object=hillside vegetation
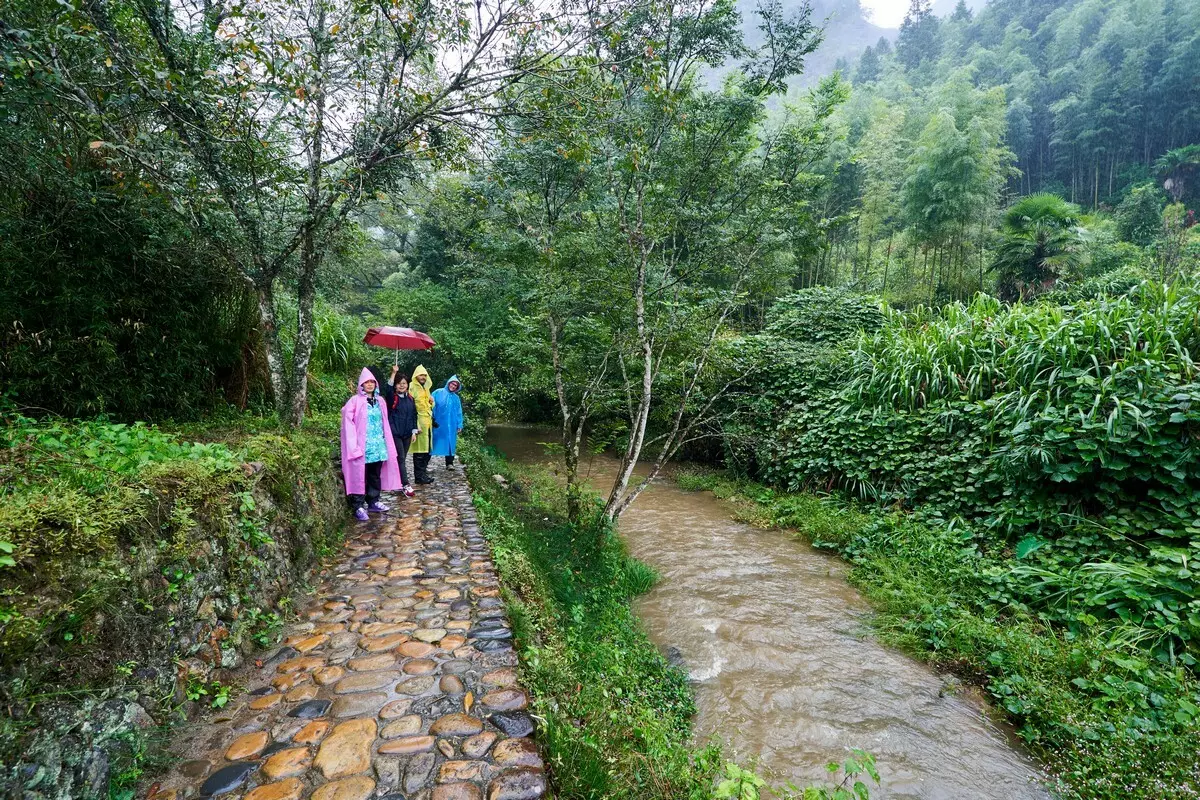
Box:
[713,285,1200,798]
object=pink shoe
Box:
[403,485,415,498]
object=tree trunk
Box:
[289,7,328,427]
[291,247,318,425]
[605,239,654,522]
[882,232,893,294]
[256,280,289,418]
[549,316,585,523]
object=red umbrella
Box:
[363,326,436,363]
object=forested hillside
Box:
[805,0,1200,304]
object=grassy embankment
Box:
[458,436,724,798]
[675,471,1200,800]
[0,412,344,798]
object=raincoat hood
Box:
[358,367,379,394]
[444,375,462,392]
[411,365,432,392]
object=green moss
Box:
[0,415,344,785]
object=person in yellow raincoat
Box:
[410,365,436,484]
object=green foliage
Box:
[184,674,233,709]
[276,296,371,377]
[105,725,172,800]
[991,194,1085,301]
[799,750,880,800]
[1115,185,1165,248]
[745,282,1200,664]
[1155,145,1200,205]
[763,288,885,344]
[0,414,342,760]
[713,763,766,800]
[463,437,722,798]
[0,142,262,420]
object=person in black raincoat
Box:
[381,364,419,497]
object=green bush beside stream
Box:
[714,284,1200,799]
[460,437,723,798]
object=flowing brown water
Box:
[486,424,1053,800]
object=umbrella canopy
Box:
[363,326,436,351]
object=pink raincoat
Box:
[340,368,402,495]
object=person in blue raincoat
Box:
[430,375,464,469]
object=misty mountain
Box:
[732,0,990,87]
[735,0,892,86]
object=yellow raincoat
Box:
[411,365,435,454]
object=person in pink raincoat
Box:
[341,367,403,521]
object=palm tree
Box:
[991,194,1084,302]
[1155,144,1200,204]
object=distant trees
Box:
[849,0,1200,210]
[854,45,881,83]
[797,0,1200,306]
[896,0,940,73]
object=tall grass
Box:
[850,280,1200,413]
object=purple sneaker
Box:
[367,502,390,513]
[354,507,369,521]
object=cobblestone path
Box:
[151,468,547,800]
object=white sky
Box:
[860,0,911,28]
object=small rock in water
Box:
[288,699,332,719]
[664,646,686,669]
[199,762,258,797]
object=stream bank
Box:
[487,424,1052,800]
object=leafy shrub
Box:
[0,164,262,420]
[1044,264,1147,303]
[741,282,1200,664]
[763,287,885,343]
[1115,184,1164,247]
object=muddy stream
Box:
[486,424,1052,799]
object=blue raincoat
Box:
[430,375,464,457]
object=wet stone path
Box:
[151,469,547,800]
